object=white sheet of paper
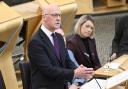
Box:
[103,63,120,69]
[80,79,106,89]
[80,71,128,89]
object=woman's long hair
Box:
[74,15,95,39]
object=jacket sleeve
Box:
[66,37,77,58]
[92,39,101,70]
[112,17,124,53]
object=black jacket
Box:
[112,15,128,57]
[66,34,101,70]
[28,29,76,89]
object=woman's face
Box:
[80,20,94,38]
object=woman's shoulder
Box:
[88,37,95,41]
[66,34,80,48]
[88,38,97,45]
[66,34,80,42]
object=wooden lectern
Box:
[95,55,128,77]
[0,2,23,89]
[94,55,128,89]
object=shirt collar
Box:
[41,25,53,38]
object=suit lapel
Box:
[88,38,95,60]
[39,30,63,65]
[39,30,53,49]
[76,35,88,55]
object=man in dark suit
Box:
[111,15,128,60]
[28,4,94,89]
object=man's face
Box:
[44,7,61,31]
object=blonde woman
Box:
[66,15,101,70]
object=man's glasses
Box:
[44,14,61,17]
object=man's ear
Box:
[42,15,45,19]
[42,15,46,21]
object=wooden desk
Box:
[95,55,128,77]
[120,59,128,71]
[94,67,123,78]
[112,55,128,64]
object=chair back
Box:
[19,61,31,89]
[0,71,6,89]
[0,2,23,89]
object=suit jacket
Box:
[28,29,76,89]
[112,15,128,57]
[66,34,101,70]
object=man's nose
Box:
[56,16,61,21]
[57,15,61,19]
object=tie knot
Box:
[51,33,56,38]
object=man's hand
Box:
[69,84,79,89]
[74,64,94,79]
[110,53,117,61]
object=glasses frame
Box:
[44,13,61,17]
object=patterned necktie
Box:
[51,33,60,59]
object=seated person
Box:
[110,15,128,60]
[66,15,101,70]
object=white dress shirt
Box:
[41,25,54,45]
